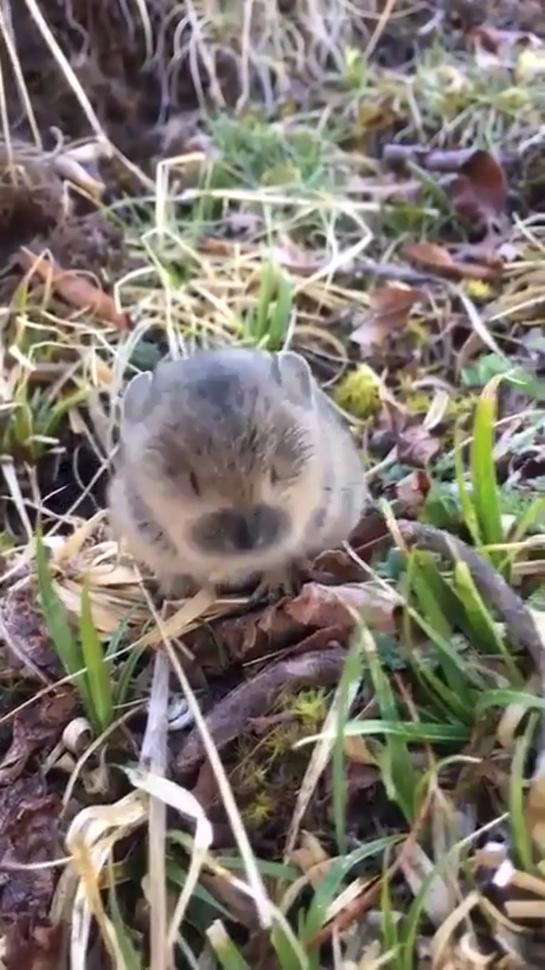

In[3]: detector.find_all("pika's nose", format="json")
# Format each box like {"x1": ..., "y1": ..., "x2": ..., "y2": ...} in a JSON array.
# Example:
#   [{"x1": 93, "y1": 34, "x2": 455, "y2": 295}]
[{"x1": 192, "y1": 504, "x2": 286, "y2": 554}]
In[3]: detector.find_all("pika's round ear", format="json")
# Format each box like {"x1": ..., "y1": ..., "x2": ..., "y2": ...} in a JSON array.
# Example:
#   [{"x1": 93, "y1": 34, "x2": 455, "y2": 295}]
[
  {"x1": 271, "y1": 351, "x2": 315, "y2": 408},
  {"x1": 122, "y1": 371, "x2": 153, "y2": 424}
]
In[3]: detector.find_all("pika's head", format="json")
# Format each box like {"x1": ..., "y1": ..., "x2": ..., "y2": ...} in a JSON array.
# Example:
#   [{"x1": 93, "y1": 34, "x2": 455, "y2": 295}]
[{"x1": 118, "y1": 349, "x2": 324, "y2": 576}]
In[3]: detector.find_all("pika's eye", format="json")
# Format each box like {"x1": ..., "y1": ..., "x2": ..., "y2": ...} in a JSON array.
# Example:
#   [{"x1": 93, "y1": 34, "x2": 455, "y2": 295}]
[{"x1": 188, "y1": 470, "x2": 200, "y2": 496}]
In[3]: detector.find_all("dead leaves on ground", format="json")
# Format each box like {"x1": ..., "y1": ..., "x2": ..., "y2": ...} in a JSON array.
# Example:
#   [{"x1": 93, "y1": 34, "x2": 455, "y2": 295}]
[
  {"x1": 403, "y1": 241, "x2": 501, "y2": 283},
  {"x1": 350, "y1": 284, "x2": 427, "y2": 351},
  {"x1": 450, "y1": 150, "x2": 508, "y2": 233},
  {"x1": 0, "y1": 689, "x2": 77, "y2": 786},
  {"x1": 19, "y1": 247, "x2": 131, "y2": 331}
]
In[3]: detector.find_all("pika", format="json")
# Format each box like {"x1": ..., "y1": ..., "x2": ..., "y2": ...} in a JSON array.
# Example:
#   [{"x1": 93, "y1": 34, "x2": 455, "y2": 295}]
[{"x1": 108, "y1": 348, "x2": 366, "y2": 596}]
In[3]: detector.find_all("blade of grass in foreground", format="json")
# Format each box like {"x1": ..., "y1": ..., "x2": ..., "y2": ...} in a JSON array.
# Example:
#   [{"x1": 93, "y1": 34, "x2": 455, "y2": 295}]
[
  {"x1": 470, "y1": 375, "x2": 504, "y2": 566},
  {"x1": 107, "y1": 862, "x2": 143, "y2": 970},
  {"x1": 454, "y1": 425, "x2": 481, "y2": 548},
  {"x1": 80, "y1": 581, "x2": 114, "y2": 733},
  {"x1": 454, "y1": 561, "x2": 522, "y2": 685},
  {"x1": 35, "y1": 532, "x2": 92, "y2": 715},
  {"x1": 332, "y1": 639, "x2": 364, "y2": 855},
  {"x1": 510, "y1": 712, "x2": 537, "y2": 872},
  {"x1": 359, "y1": 624, "x2": 418, "y2": 821},
  {"x1": 300, "y1": 835, "x2": 401, "y2": 944},
  {"x1": 207, "y1": 921, "x2": 251, "y2": 970}
]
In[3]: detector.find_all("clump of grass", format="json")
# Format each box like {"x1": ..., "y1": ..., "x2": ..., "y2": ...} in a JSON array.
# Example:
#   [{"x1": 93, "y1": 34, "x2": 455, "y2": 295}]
[{"x1": 242, "y1": 261, "x2": 294, "y2": 350}]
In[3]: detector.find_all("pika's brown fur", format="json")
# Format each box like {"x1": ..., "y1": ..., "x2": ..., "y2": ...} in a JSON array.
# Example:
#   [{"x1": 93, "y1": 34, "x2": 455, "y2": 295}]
[{"x1": 108, "y1": 348, "x2": 365, "y2": 595}]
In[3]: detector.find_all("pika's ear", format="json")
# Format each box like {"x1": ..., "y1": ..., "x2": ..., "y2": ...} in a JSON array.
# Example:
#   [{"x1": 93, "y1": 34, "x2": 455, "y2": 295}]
[
  {"x1": 271, "y1": 351, "x2": 315, "y2": 408},
  {"x1": 122, "y1": 371, "x2": 153, "y2": 424}
]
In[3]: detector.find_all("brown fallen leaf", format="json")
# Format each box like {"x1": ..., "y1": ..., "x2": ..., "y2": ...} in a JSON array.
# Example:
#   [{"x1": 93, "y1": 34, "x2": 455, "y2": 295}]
[
  {"x1": 19, "y1": 247, "x2": 131, "y2": 330},
  {"x1": 188, "y1": 597, "x2": 301, "y2": 666},
  {"x1": 404, "y1": 241, "x2": 501, "y2": 282},
  {"x1": 350, "y1": 284, "x2": 426, "y2": 351},
  {"x1": 394, "y1": 469, "x2": 432, "y2": 514},
  {"x1": 290, "y1": 831, "x2": 332, "y2": 888},
  {"x1": 451, "y1": 150, "x2": 508, "y2": 230},
  {"x1": 396, "y1": 423, "x2": 441, "y2": 468},
  {"x1": 285, "y1": 582, "x2": 398, "y2": 634}
]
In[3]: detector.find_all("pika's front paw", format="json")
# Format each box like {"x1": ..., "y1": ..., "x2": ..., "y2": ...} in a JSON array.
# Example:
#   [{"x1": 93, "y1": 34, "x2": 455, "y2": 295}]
[{"x1": 247, "y1": 561, "x2": 309, "y2": 606}]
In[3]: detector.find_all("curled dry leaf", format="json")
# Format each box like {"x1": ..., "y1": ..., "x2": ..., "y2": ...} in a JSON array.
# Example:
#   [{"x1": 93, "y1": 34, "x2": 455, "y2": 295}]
[
  {"x1": 451, "y1": 150, "x2": 508, "y2": 229},
  {"x1": 285, "y1": 582, "x2": 398, "y2": 634},
  {"x1": 190, "y1": 573, "x2": 396, "y2": 667},
  {"x1": 188, "y1": 597, "x2": 301, "y2": 666},
  {"x1": 394, "y1": 469, "x2": 432, "y2": 514},
  {"x1": 19, "y1": 247, "x2": 131, "y2": 330},
  {"x1": 404, "y1": 241, "x2": 501, "y2": 282},
  {"x1": 350, "y1": 284, "x2": 426, "y2": 351},
  {"x1": 290, "y1": 831, "x2": 332, "y2": 888},
  {"x1": 396, "y1": 423, "x2": 441, "y2": 468},
  {"x1": 174, "y1": 648, "x2": 346, "y2": 777},
  {"x1": 313, "y1": 513, "x2": 391, "y2": 583}
]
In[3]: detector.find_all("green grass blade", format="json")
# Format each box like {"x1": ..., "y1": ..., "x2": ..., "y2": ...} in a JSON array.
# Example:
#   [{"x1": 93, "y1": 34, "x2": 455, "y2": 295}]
[
  {"x1": 344, "y1": 719, "x2": 470, "y2": 742},
  {"x1": 454, "y1": 425, "x2": 481, "y2": 547},
  {"x1": 80, "y1": 580, "x2": 114, "y2": 733},
  {"x1": 407, "y1": 606, "x2": 486, "y2": 691},
  {"x1": 268, "y1": 271, "x2": 294, "y2": 349},
  {"x1": 35, "y1": 533, "x2": 91, "y2": 712},
  {"x1": 408, "y1": 551, "x2": 453, "y2": 640},
  {"x1": 166, "y1": 862, "x2": 233, "y2": 922},
  {"x1": 107, "y1": 862, "x2": 143, "y2": 970},
  {"x1": 509, "y1": 713, "x2": 537, "y2": 872},
  {"x1": 252, "y1": 261, "x2": 277, "y2": 341},
  {"x1": 453, "y1": 561, "x2": 522, "y2": 685},
  {"x1": 207, "y1": 921, "x2": 252, "y2": 970},
  {"x1": 359, "y1": 625, "x2": 418, "y2": 820},
  {"x1": 470, "y1": 376, "x2": 504, "y2": 561},
  {"x1": 476, "y1": 689, "x2": 545, "y2": 715},
  {"x1": 332, "y1": 639, "x2": 364, "y2": 855},
  {"x1": 301, "y1": 835, "x2": 401, "y2": 942},
  {"x1": 271, "y1": 919, "x2": 308, "y2": 970}
]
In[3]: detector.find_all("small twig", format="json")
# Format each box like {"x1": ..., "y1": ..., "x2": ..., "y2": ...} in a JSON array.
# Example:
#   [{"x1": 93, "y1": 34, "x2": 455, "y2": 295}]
[
  {"x1": 175, "y1": 648, "x2": 346, "y2": 776},
  {"x1": 346, "y1": 257, "x2": 440, "y2": 286}
]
